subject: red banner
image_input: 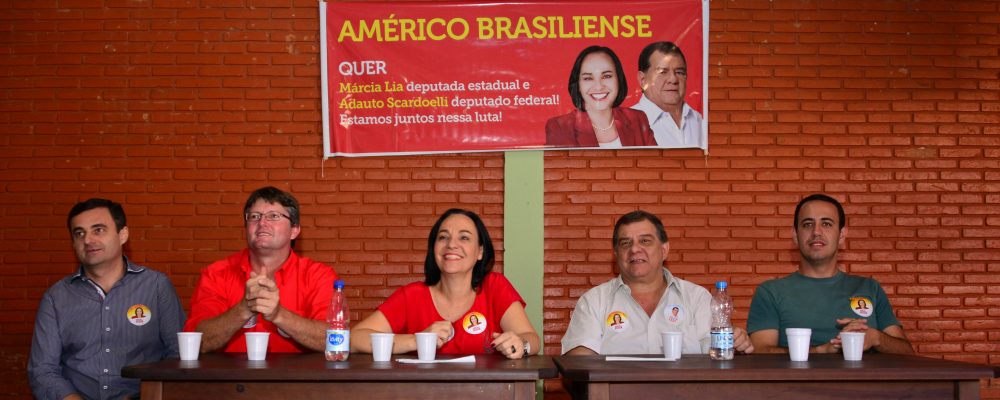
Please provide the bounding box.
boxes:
[322,0,707,157]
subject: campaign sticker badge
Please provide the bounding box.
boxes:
[850,296,873,318]
[664,304,684,325]
[463,311,487,335]
[606,311,629,333]
[127,304,151,326]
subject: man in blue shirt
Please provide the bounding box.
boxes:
[28,199,185,400]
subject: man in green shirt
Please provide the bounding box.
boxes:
[747,194,913,355]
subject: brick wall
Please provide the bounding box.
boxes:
[1,0,998,399]
[543,0,999,397]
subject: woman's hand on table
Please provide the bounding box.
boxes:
[491,332,527,359]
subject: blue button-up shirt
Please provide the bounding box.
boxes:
[28,257,185,400]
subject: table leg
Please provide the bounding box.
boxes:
[140,381,162,400]
[955,380,980,400]
[587,382,610,400]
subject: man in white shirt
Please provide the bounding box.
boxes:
[561,210,752,355]
[630,42,706,150]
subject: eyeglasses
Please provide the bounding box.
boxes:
[244,212,290,223]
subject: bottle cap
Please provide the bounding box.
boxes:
[334,280,345,290]
[715,281,727,290]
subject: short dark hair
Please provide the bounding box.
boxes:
[424,208,495,291]
[67,198,126,233]
[612,210,668,245]
[793,194,846,230]
[637,41,687,73]
[243,186,300,226]
[567,46,628,112]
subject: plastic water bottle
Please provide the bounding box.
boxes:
[325,280,350,361]
[710,281,734,360]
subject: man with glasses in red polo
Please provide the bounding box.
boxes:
[185,186,338,353]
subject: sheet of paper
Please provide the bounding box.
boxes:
[395,355,476,364]
[605,356,675,362]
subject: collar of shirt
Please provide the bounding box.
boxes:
[71,256,146,280]
[611,268,683,298]
[792,269,845,285]
[635,95,697,129]
[238,248,299,284]
[71,256,146,299]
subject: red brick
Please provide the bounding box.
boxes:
[6,4,1000,398]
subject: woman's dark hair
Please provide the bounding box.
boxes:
[567,45,628,111]
[424,208,495,291]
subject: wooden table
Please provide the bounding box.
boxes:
[555,353,995,400]
[123,353,557,400]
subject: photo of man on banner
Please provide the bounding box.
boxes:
[630,42,705,150]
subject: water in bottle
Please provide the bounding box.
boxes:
[709,281,734,360]
[325,279,350,361]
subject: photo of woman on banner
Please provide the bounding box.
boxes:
[545,46,656,148]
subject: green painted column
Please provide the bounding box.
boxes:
[503,150,545,399]
[503,151,544,344]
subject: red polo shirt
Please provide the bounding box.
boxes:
[184,248,338,353]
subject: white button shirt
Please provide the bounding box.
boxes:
[561,268,712,355]
[631,95,706,150]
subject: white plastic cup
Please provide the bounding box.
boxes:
[245,332,270,361]
[785,328,812,362]
[840,332,865,361]
[177,332,203,361]
[415,332,438,361]
[371,333,395,362]
[661,331,683,361]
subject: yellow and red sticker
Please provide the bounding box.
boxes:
[127,304,151,326]
[606,311,629,333]
[850,297,873,318]
[463,311,487,335]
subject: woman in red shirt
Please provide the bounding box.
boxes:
[352,209,540,359]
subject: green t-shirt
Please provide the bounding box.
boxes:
[747,271,901,347]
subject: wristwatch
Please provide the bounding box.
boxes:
[522,340,531,356]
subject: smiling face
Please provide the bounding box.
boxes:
[245,199,300,254]
[433,214,484,276]
[793,200,846,271]
[638,50,688,112]
[578,52,619,112]
[614,220,670,284]
[70,207,128,270]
